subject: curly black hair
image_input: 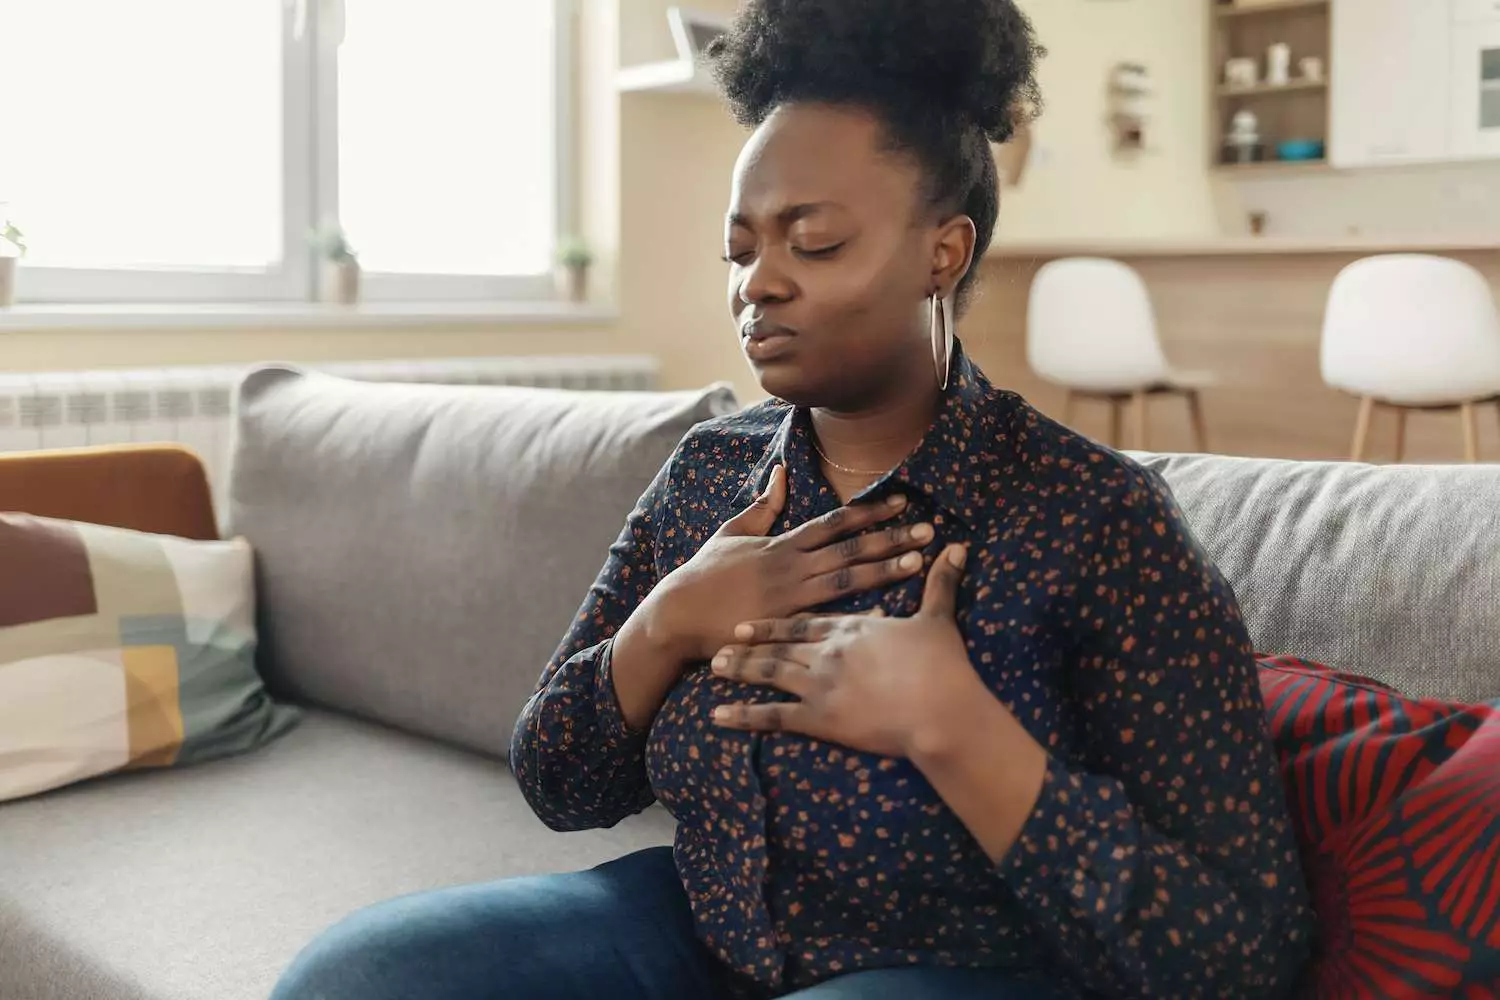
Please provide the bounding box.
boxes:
[708,0,1043,310]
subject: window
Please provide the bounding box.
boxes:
[1482,48,1500,131]
[0,0,567,304]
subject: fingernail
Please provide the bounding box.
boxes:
[734,623,755,641]
[948,546,968,568]
[713,707,731,723]
[712,653,729,670]
[887,494,907,507]
[912,523,934,542]
[900,552,922,570]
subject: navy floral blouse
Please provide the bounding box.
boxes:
[511,345,1313,998]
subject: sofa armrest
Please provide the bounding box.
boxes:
[0,444,218,540]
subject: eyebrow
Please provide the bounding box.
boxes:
[727,201,842,228]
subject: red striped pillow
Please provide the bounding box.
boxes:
[1258,655,1500,998]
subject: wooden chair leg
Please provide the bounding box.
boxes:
[1351,397,1375,462]
[1393,407,1407,463]
[1062,391,1077,429]
[1108,398,1123,448]
[1132,390,1149,451]
[1186,390,1209,453]
[1462,402,1480,462]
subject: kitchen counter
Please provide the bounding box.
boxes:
[985,235,1498,259]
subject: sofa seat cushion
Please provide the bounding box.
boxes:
[0,709,674,1000]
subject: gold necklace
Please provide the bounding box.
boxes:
[811,437,890,477]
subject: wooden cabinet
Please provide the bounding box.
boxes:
[1330,0,1452,166]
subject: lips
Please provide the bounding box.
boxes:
[741,318,797,342]
[740,318,797,363]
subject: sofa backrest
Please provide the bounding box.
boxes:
[227,366,739,758]
[1136,453,1500,702]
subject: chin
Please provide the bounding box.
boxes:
[749,363,839,408]
[745,357,812,405]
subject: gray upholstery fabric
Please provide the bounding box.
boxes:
[0,709,675,1000]
[227,368,738,757]
[1135,453,1500,702]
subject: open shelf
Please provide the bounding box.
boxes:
[1209,0,1330,174]
[616,60,717,96]
[1218,79,1328,98]
[1215,0,1328,18]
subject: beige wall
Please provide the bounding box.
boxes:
[1000,0,1224,241]
[615,0,756,400]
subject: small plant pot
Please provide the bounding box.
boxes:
[555,264,588,304]
[321,259,361,305]
[0,256,17,308]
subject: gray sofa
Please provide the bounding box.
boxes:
[3,367,1499,1000]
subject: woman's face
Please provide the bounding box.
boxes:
[724,103,968,410]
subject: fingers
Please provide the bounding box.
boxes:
[720,464,787,538]
[918,544,968,619]
[802,550,926,603]
[806,520,934,578]
[711,644,814,696]
[732,615,842,645]
[786,493,907,551]
[712,701,807,734]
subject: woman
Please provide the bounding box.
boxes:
[271,0,1313,997]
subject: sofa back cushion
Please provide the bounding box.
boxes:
[1135,454,1500,702]
[227,366,738,758]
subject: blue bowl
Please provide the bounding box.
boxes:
[1277,139,1326,161]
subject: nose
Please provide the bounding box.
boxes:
[737,252,795,307]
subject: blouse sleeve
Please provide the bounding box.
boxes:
[1003,469,1314,998]
[509,456,674,832]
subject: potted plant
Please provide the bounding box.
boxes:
[555,236,592,303]
[0,218,26,308]
[309,221,361,305]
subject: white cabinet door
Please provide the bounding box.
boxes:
[1450,21,1500,157]
[1331,0,1453,166]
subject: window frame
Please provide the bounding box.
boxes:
[12,0,571,305]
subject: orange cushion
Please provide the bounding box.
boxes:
[0,445,218,541]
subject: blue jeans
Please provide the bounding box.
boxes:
[271,847,1062,1000]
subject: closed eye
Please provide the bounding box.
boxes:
[795,242,845,261]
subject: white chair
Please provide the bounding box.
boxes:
[1321,254,1500,463]
[1027,257,1214,451]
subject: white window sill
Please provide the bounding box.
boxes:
[0,300,617,332]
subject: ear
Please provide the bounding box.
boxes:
[929,215,977,298]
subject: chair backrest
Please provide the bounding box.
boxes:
[1026,257,1172,391]
[1320,254,1500,403]
[0,445,218,540]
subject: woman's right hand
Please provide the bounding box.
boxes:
[643,464,934,665]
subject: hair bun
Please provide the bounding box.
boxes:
[710,0,1043,144]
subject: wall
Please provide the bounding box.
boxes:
[1229,159,1500,239]
[615,0,759,402]
[998,0,1224,241]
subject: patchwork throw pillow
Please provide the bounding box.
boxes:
[0,513,297,801]
[1258,655,1500,998]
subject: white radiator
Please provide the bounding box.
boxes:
[0,355,659,495]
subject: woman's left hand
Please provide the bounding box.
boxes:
[711,543,985,759]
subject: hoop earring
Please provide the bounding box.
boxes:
[929,292,955,390]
